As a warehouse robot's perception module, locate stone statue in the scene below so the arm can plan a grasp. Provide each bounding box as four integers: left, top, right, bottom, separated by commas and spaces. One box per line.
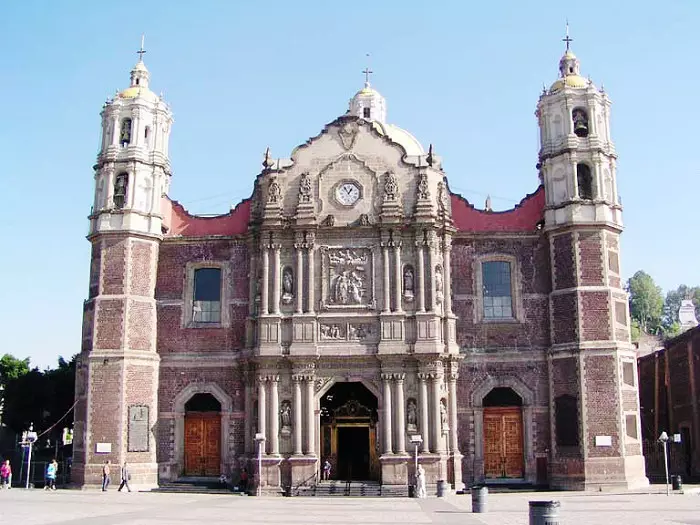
280, 400, 292, 430
267, 177, 281, 204
298, 172, 312, 203
416, 465, 426, 498
440, 399, 448, 433
403, 266, 414, 296
384, 171, 398, 202
407, 399, 418, 428
417, 173, 430, 200
282, 267, 294, 304
435, 266, 443, 293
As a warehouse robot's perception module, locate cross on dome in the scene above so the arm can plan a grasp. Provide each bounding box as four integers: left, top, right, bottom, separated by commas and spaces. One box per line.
562, 21, 573, 51
137, 34, 147, 62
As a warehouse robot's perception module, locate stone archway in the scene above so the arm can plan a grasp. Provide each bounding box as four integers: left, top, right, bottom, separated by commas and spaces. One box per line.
171, 383, 233, 480
471, 376, 535, 484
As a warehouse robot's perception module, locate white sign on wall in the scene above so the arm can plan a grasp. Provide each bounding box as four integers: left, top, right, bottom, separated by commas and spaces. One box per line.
95, 442, 112, 454
595, 435, 612, 447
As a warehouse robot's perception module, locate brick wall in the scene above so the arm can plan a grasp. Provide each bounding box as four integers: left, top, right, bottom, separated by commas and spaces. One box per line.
578, 231, 604, 286
95, 299, 125, 349
130, 241, 154, 296
553, 233, 575, 290
583, 355, 620, 457
580, 291, 611, 341
551, 294, 577, 344
102, 238, 127, 295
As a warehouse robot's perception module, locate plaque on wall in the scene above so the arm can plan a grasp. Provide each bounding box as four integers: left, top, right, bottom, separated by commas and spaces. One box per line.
128, 405, 150, 452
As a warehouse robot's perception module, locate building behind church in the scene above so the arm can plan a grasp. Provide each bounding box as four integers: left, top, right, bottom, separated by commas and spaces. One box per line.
72, 38, 648, 493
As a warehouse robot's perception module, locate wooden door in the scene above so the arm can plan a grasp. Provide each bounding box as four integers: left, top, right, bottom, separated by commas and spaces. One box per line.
483, 407, 524, 479
185, 413, 221, 476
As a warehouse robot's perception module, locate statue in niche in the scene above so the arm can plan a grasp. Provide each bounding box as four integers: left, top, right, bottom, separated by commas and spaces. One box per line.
403, 266, 414, 301
267, 177, 281, 204
282, 267, 294, 304
437, 181, 448, 212
435, 265, 444, 303
280, 400, 292, 430
298, 172, 312, 203
384, 171, 398, 202
323, 214, 335, 226
358, 213, 370, 226
440, 399, 448, 433
417, 173, 430, 200
406, 398, 418, 430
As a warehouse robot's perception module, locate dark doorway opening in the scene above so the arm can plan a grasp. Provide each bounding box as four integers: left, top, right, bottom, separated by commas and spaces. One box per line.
337, 426, 370, 480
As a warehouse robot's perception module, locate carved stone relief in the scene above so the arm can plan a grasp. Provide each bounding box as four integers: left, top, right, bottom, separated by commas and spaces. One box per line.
267, 177, 281, 204
417, 173, 430, 200
320, 247, 376, 309
338, 121, 359, 150
384, 171, 398, 202
298, 172, 312, 203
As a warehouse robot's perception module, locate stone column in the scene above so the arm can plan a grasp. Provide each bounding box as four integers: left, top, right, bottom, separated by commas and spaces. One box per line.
448, 373, 459, 454
111, 115, 120, 147
295, 238, 304, 314
442, 238, 453, 316
269, 376, 280, 455
394, 374, 406, 454
258, 377, 267, 454
261, 246, 270, 315
307, 234, 316, 314
428, 233, 437, 311
418, 373, 430, 453
272, 245, 281, 314
293, 376, 303, 455
381, 373, 393, 454
393, 241, 402, 312
431, 374, 444, 453
104, 167, 115, 209
416, 241, 426, 312
305, 376, 315, 456
382, 243, 391, 313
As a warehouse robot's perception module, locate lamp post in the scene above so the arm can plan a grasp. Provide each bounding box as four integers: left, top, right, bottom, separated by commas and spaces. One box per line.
410, 434, 423, 497
23, 423, 38, 489
658, 431, 670, 496
254, 433, 266, 497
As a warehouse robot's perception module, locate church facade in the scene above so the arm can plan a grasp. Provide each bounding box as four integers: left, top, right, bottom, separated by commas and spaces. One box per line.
72, 41, 648, 493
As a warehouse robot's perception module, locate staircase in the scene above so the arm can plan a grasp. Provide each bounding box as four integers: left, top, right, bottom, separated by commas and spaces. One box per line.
301, 480, 408, 497
152, 477, 243, 495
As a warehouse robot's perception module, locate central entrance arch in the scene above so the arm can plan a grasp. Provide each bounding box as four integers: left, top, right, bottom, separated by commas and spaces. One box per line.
184, 393, 221, 476
319, 382, 379, 481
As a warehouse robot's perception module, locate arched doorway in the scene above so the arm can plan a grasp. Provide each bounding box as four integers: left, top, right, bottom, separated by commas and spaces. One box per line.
184, 393, 221, 476
483, 387, 524, 479
319, 382, 379, 481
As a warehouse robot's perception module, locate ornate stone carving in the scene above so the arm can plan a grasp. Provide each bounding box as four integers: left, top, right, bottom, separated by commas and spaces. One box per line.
320, 323, 345, 339
338, 121, 359, 150
280, 400, 292, 431
348, 323, 373, 340
440, 398, 448, 433
322, 214, 335, 227
384, 171, 398, 202
327, 249, 368, 305
298, 172, 312, 203
267, 177, 281, 204
417, 173, 430, 200
406, 398, 418, 431
437, 181, 448, 212
282, 266, 294, 304
403, 265, 415, 302
359, 213, 370, 226
435, 264, 444, 304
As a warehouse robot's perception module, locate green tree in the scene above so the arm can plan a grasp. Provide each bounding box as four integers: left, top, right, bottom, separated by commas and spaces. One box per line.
663, 285, 700, 329
626, 270, 664, 334
0, 354, 30, 385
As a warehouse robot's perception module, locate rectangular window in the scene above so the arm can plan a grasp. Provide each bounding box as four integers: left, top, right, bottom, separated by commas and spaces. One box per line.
193, 268, 221, 324
482, 261, 513, 319
363, 107, 371, 118
622, 361, 636, 387
625, 414, 638, 440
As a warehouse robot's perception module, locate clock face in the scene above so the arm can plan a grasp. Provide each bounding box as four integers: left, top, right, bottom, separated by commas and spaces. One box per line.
336, 182, 361, 206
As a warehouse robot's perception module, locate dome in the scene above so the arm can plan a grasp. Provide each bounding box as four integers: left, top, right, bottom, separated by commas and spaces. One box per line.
117, 85, 159, 102
549, 45, 592, 93
550, 75, 589, 92
371, 121, 425, 156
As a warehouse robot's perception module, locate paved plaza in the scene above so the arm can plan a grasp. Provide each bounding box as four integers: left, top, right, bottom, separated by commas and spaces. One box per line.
0, 487, 699, 525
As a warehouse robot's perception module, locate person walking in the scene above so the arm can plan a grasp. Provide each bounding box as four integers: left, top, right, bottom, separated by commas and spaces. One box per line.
0, 460, 11, 489
117, 461, 131, 492
101, 460, 111, 491
44, 459, 57, 491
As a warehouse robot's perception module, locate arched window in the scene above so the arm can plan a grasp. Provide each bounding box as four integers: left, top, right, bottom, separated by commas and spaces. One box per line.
363, 107, 371, 118
120, 118, 132, 146
572, 108, 589, 138
576, 163, 593, 200
555, 394, 580, 447
113, 172, 128, 209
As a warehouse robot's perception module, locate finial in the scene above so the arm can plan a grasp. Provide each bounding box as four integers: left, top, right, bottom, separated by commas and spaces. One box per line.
137, 34, 147, 62
362, 53, 373, 87
542, 83, 547, 94
262, 147, 273, 169
562, 20, 573, 51
485, 195, 493, 212
427, 144, 434, 167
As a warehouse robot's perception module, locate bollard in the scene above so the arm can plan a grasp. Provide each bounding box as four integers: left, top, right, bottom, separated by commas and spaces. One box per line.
436, 480, 450, 497
672, 475, 683, 491
471, 485, 488, 513
529, 500, 560, 525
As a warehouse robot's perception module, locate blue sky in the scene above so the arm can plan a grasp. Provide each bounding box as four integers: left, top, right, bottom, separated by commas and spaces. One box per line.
1, 1, 697, 369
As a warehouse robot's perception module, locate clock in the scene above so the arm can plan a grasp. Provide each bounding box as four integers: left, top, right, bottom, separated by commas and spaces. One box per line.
335, 181, 361, 206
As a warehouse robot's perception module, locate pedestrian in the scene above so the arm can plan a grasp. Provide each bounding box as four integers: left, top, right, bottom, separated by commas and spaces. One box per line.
117, 461, 131, 492
102, 460, 111, 491
0, 460, 11, 489
322, 459, 331, 481
45, 459, 57, 490
239, 468, 248, 492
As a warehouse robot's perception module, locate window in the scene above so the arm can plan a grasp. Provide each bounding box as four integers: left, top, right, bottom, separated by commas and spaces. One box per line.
113, 172, 128, 209
555, 395, 580, 447
363, 107, 371, 118
622, 361, 636, 387
193, 268, 221, 324
120, 118, 132, 146
482, 261, 513, 319
572, 107, 589, 138
576, 163, 593, 200
625, 414, 638, 440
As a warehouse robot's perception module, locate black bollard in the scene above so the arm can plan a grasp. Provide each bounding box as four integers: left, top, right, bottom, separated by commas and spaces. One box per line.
529, 500, 560, 525
471, 485, 488, 513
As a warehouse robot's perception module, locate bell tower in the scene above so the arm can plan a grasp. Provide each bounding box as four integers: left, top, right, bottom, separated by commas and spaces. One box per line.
537, 30, 647, 490
73, 38, 173, 488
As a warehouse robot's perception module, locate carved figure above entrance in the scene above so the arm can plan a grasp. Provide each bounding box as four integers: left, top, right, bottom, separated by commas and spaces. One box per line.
321, 247, 376, 310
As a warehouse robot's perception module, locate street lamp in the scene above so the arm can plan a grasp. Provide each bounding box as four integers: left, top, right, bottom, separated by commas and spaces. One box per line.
22, 423, 38, 489
658, 431, 670, 496
254, 432, 266, 497
410, 434, 423, 497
